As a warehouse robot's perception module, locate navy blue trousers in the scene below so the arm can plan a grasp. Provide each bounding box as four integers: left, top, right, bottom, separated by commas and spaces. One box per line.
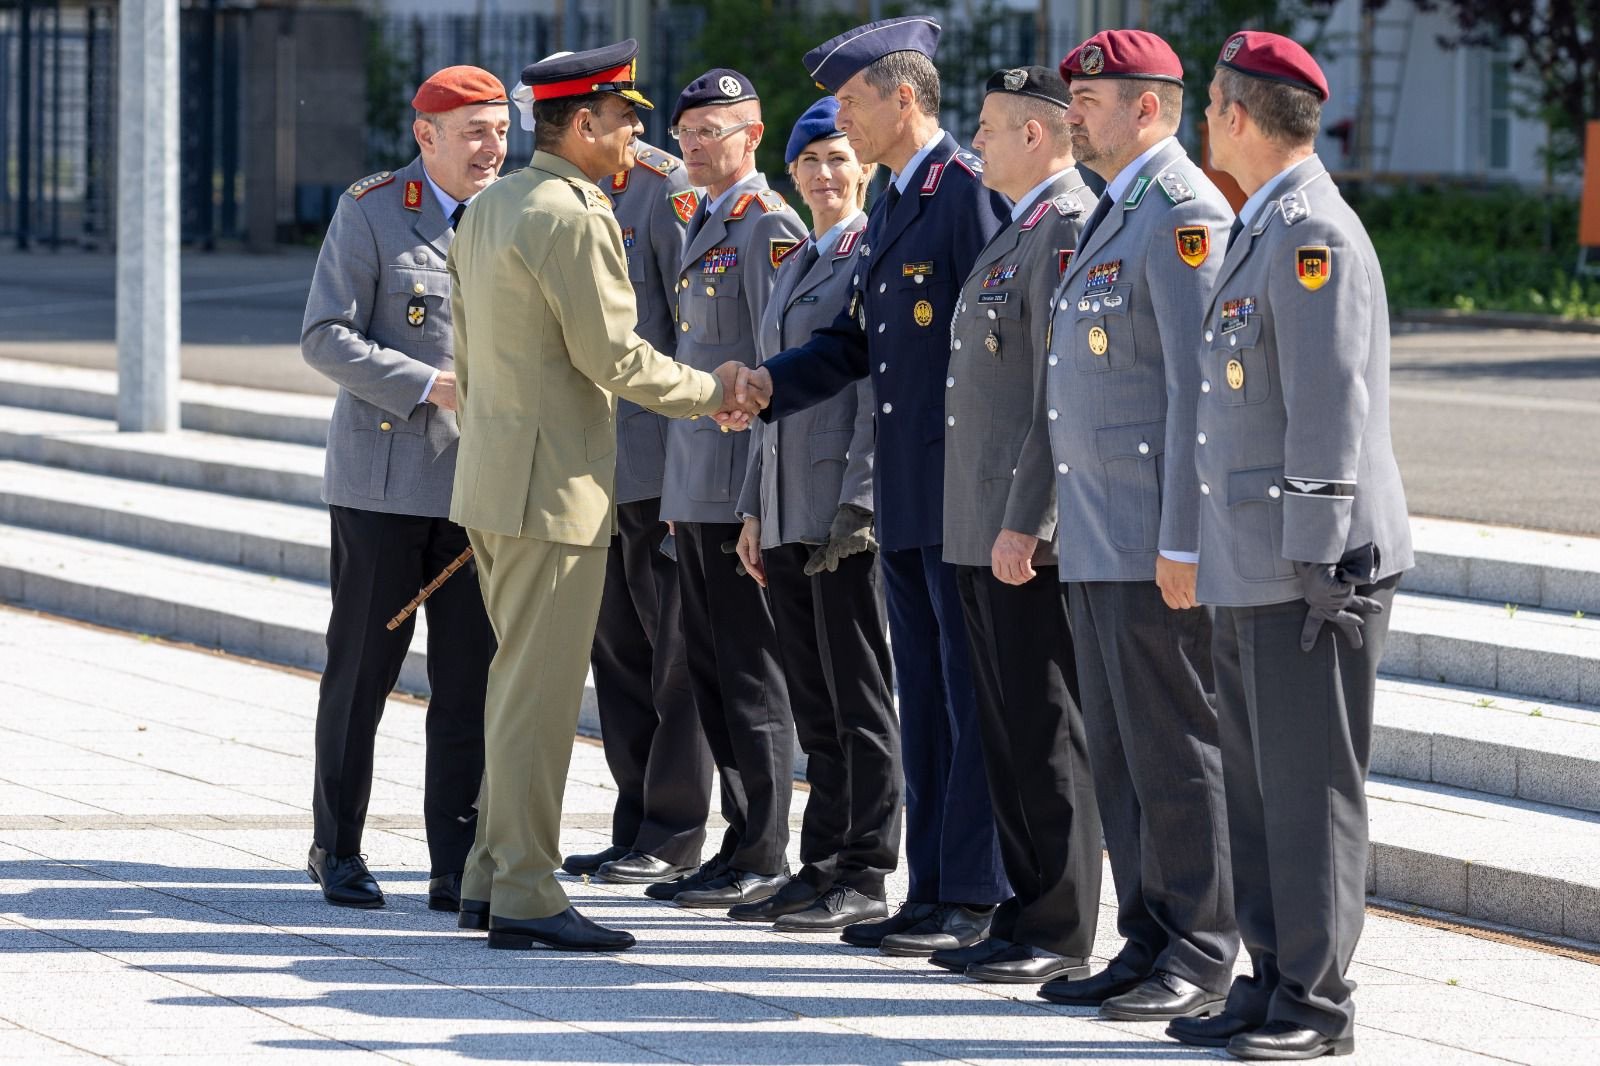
878, 545, 1008, 905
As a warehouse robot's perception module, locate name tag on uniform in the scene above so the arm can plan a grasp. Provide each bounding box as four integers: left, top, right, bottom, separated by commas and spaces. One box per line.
902, 261, 934, 279
977, 292, 1010, 304
797, 294, 819, 304
702, 246, 738, 273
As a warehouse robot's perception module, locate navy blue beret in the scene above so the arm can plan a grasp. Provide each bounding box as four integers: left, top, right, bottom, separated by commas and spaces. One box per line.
784, 97, 845, 165
671, 68, 758, 126
520, 39, 653, 110
803, 16, 942, 94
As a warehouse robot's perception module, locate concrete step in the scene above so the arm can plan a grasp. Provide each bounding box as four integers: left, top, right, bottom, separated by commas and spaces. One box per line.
0, 404, 325, 506
0, 460, 328, 582
1382, 590, 1600, 705
1367, 775, 1600, 942
1408, 516, 1600, 615
0, 357, 332, 447
1372, 678, 1600, 813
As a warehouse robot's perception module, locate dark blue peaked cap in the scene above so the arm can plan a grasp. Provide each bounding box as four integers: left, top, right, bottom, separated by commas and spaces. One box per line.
671, 68, 759, 126
804, 16, 942, 93
784, 97, 845, 165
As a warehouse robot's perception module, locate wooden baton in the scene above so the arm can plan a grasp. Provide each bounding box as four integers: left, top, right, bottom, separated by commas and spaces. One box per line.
385, 546, 475, 631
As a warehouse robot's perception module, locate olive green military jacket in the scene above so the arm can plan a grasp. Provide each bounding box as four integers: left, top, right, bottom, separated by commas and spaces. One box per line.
447, 150, 725, 547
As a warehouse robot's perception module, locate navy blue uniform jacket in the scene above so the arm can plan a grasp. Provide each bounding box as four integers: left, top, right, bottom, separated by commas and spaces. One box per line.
759, 132, 1009, 551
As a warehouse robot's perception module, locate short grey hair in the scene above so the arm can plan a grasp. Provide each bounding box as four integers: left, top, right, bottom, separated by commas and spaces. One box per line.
1214, 66, 1321, 147
861, 50, 940, 117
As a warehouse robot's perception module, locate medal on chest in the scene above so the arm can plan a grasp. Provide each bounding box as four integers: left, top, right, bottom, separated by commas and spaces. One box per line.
702, 246, 738, 274
1084, 259, 1121, 296
1220, 295, 1257, 334
982, 263, 1018, 289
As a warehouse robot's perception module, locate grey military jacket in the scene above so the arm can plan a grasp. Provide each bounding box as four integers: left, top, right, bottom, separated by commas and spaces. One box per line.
660, 173, 807, 524
608, 142, 694, 504
737, 215, 875, 548
1043, 140, 1233, 582
943, 167, 1093, 568
302, 155, 461, 518
1195, 155, 1413, 607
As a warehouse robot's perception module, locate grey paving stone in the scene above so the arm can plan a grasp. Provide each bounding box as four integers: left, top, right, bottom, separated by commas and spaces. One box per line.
1429, 735, 1517, 797
1466, 558, 1543, 607
1498, 647, 1584, 703
1372, 846, 1468, 914
1466, 863, 1566, 936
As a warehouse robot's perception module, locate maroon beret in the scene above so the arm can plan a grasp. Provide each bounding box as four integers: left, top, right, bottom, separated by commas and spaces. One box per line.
411, 66, 509, 113
1060, 29, 1184, 88
1218, 31, 1328, 102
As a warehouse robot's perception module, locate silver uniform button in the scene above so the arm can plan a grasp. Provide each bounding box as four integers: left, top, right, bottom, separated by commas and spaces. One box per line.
946, 415, 955, 426
413, 282, 425, 295
914, 275, 925, 285
945, 377, 954, 388
877, 323, 886, 333
986, 308, 996, 319
1048, 354, 1058, 366
1048, 408, 1058, 420
879, 362, 887, 372
1204, 329, 1214, 343
881, 402, 892, 414
1057, 463, 1070, 474
1268, 485, 1281, 499
1197, 432, 1207, 445
1058, 299, 1068, 310
878, 282, 886, 294
1137, 442, 1150, 455
1201, 482, 1211, 495
953, 339, 962, 350
1201, 380, 1211, 393
853, 274, 859, 285
1229, 335, 1238, 346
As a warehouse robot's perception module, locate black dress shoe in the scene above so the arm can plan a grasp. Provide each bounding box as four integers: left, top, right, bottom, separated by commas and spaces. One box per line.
728, 876, 821, 921
773, 885, 887, 931
458, 898, 490, 931
1168, 1011, 1260, 1048
840, 901, 940, 947
306, 845, 384, 909
427, 872, 462, 912
645, 856, 726, 901
486, 907, 636, 952
1037, 962, 1147, 1005
879, 904, 993, 957
596, 851, 698, 885
560, 844, 630, 876
674, 868, 788, 908
1227, 1020, 1353, 1060
1100, 970, 1226, 1021
930, 937, 1014, 972
968, 944, 1091, 985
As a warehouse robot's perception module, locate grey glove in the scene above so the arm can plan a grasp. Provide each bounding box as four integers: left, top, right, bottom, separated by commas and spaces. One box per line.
1295, 543, 1384, 652
804, 504, 877, 577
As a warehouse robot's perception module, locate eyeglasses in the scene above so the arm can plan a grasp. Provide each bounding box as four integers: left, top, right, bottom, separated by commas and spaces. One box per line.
669, 119, 755, 144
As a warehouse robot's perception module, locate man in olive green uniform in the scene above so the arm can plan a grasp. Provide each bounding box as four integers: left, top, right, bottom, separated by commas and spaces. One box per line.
446, 41, 760, 953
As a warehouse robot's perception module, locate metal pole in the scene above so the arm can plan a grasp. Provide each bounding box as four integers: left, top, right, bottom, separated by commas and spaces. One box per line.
116, 0, 181, 432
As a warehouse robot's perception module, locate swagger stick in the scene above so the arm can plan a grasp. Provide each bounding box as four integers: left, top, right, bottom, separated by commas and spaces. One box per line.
385, 547, 475, 631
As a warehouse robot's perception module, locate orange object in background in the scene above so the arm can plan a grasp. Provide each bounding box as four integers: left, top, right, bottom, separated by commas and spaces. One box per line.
1580, 121, 1600, 248
1200, 123, 1247, 214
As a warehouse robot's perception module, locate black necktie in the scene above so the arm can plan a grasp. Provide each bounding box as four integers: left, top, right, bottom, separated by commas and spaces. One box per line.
448, 202, 466, 231
686, 201, 709, 244
799, 239, 821, 274
1228, 216, 1245, 248
1076, 194, 1112, 250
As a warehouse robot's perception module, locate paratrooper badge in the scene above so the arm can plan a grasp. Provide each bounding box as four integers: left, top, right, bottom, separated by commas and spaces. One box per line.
1080, 44, 1105, 75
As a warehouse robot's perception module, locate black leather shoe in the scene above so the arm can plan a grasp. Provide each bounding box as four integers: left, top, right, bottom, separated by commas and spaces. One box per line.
968, 944, 1090, 985
1227, 1021, 1353, 1060
486, 907, 636, 952
560, 844, 629, 876
427, 872, 462, 912
674, 868, 788, 908
879, 904, 993, 957
596, 851, 698, 885
458, 898, 490, 931
1100, 970, 1226, 1021
728, 876, 821, 921
773, 885, 887, 931
645, 856, 726, 901
930, 937, 1014, 972
1037, 962, 1147, 1005
306, 845, 384, 909
840, 901, 940, 947
1168, 1012, 1259, 1048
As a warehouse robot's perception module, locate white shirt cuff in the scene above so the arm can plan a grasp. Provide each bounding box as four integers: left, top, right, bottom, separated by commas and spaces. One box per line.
419, 368, 440, 406
1159, 549, 1199, 564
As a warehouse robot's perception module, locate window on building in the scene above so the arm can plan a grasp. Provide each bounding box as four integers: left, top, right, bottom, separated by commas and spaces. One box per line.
1487, 49, 1512, 171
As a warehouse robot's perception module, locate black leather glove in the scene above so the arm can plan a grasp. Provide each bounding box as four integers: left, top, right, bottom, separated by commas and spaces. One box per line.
804, 504, 877, 576
719, 537, 748, 577
1295, 543, 1384, 652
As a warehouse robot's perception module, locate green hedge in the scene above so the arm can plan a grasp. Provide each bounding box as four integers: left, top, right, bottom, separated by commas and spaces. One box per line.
1342, 185, 1600, 318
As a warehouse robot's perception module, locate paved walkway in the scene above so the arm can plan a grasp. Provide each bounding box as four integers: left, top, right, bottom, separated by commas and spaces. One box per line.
3, 605, 1599, 1065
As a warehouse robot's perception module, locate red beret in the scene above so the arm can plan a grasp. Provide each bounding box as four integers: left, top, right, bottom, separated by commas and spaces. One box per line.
411, 66, 509, 113
1218, 31, 1328, 102
1060, 29, 1184, 87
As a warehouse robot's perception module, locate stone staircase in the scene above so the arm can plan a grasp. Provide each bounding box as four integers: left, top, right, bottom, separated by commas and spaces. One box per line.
2, 356, 1598, 944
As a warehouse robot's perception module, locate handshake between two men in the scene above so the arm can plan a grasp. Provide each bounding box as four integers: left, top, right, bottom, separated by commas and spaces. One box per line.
706, 363, 775, 431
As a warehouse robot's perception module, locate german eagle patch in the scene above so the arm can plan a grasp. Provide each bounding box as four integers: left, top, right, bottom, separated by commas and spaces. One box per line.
1296, 246, 1331, 291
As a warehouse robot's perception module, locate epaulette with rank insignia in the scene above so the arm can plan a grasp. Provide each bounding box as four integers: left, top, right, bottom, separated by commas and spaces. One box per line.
756, 189, 788, 213
951, 149, 983, 176
633, 149, 681, 177
835, 229, 864, 258
1051, 193, 1084, 217
1157, 171, 1196, 205
1278, 190, 1311, 226
564, 177, 613, 212
347, 171, 394, 200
